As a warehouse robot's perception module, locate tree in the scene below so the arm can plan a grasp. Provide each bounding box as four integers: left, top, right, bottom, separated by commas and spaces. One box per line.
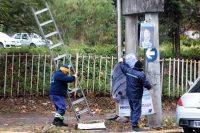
0, 0, 44, 33
50, 0, 117, 45
160, 0, 197, 58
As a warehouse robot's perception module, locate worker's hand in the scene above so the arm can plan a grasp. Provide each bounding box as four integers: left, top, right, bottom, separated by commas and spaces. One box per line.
119, 58, 123, 63
73, 73, 77, 78
151, 83, 157, 87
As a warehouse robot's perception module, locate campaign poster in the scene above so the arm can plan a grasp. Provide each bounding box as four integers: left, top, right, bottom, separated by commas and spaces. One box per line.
140, 23, 154, 49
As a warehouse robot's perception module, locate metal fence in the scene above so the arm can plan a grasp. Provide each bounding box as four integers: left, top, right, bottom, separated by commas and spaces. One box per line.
0, 54, 199, 97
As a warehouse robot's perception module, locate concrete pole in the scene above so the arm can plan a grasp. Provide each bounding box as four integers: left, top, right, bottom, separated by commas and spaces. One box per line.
145, 13, 162, 128
125, 15, 138, 54
117, 0, 122, 61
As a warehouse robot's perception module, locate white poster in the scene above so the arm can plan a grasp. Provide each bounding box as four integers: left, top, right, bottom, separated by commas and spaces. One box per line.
117, 90, 155, 116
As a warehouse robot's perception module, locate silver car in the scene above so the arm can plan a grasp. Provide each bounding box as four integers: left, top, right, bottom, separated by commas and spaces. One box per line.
176, 77, 200, 133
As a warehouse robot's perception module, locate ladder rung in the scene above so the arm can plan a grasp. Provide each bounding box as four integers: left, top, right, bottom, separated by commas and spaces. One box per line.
72, 98, 85, 105
54, 54, 67, 61
45, 31, 58, 38
49, 42, 63, 49
40, 20, 53, 27
77, 108, 89, 115
35, 8, 48, 15
69, 88, 81, 94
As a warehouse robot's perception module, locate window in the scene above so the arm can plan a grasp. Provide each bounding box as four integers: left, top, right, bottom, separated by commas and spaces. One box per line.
22, 34, 28, 39
189, 80, 200, 93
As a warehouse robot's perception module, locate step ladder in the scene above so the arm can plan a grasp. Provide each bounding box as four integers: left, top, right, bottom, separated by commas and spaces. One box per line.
31, 1, 91, 121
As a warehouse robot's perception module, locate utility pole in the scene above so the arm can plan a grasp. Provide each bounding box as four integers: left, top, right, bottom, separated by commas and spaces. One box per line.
145, 13, 162, 128
117, 0, 122, 61
125, 15, 138, 54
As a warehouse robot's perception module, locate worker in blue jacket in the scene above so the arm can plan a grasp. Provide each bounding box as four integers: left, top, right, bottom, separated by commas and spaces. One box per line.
119, 58, 152, 131
50, 64, 76, 126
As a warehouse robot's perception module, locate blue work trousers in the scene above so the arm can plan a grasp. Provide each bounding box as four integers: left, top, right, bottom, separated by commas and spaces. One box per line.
50, 95, 66, 115
128, 98, 142, 127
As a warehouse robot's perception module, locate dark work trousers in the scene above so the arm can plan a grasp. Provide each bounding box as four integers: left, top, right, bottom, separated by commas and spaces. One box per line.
128, 98, 142, 127
50, 95, 66, 115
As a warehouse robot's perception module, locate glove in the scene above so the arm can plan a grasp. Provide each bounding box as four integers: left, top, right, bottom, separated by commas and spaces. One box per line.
73, 73, 77, 78
119, 58, 124, 63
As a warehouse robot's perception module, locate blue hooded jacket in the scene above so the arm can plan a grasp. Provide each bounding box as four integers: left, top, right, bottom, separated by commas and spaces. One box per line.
119, 63, 151, 99
50, 70, 75, 97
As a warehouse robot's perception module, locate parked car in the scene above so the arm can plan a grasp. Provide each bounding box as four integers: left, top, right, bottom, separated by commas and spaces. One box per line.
12, 33, 52, 47
0, 32, 21, 48
176, 77, 200, 133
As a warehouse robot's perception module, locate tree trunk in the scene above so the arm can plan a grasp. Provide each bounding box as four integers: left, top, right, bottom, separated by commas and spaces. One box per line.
174, 25, 180, 58
174, 13, 180, 58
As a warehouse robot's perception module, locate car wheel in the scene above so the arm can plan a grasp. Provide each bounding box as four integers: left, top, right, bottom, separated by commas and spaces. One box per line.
183, 127, 194, 133
195, 128, 200, 132
30, 43, 36, 47
0, 42, 4, 48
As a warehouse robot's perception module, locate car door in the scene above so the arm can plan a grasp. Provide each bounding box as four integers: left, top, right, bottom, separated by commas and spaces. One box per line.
13, 33, 23, 45
21, 33, 31, 46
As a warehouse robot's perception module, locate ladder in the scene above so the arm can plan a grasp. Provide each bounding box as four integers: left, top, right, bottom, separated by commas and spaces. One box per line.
31, 1, 91, 121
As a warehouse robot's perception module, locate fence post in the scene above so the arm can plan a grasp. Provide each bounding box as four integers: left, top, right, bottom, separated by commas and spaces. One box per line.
190, 60, 193, 83
11, 54, 14, 97
87, 55, 91, 92
110, 56, 114, 95
185, 59, 188, 91
160, 59, 164, 95
194, 60, 197, 81
43, 54, 47, 96
172, 58, 176, 96
198, 60, 200, 77
36, 54, 40, 96
92, 56, 96, 92
177, 58, 180, 96
181, 59, 184, 95
24, 53, 28, 97
17, 53, 21, 96
98, 56, 102, 92
168, 58, 171, 97
30, 54, 34, 96
81, 54, 85, 82
4, 53, 7, 98
105, 56, 108, 93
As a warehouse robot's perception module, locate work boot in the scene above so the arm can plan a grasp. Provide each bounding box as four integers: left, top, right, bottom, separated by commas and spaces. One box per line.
132, 126, 144, 132
59, 119, 68, 127
52, 117, 68, 127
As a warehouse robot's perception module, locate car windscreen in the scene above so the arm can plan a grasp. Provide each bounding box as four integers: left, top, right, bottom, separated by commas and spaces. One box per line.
189, 80, 200, 93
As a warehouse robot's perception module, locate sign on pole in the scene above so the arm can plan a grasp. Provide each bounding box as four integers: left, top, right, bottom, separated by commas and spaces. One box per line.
140, 23, 154, 49
145, 48, 158, 62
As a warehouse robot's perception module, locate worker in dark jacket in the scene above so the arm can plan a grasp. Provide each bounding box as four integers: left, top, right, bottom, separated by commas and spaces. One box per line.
50, 64, 76, 126
119, 58, 151, 131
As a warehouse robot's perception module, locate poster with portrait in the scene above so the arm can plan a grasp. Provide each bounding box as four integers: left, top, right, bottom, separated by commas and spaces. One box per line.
140, 23, 154, 49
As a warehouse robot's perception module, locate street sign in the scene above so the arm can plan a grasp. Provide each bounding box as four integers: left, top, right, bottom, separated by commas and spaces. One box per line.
145, 48, 157, 62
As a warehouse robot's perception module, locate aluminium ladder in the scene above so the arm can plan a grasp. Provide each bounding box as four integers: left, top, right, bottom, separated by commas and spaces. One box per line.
31, 1, 91, 121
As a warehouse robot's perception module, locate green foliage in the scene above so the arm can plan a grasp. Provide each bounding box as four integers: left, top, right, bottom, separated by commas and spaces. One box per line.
181, 45, 200, 59
49, 0, 117, 45
0, 47, 49, 54
67, 42, 116, 56
0, 0, 44, 33
160, 43, 174, 58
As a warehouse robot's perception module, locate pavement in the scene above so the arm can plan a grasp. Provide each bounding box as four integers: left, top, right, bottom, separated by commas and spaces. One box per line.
0, 112, 183, 133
